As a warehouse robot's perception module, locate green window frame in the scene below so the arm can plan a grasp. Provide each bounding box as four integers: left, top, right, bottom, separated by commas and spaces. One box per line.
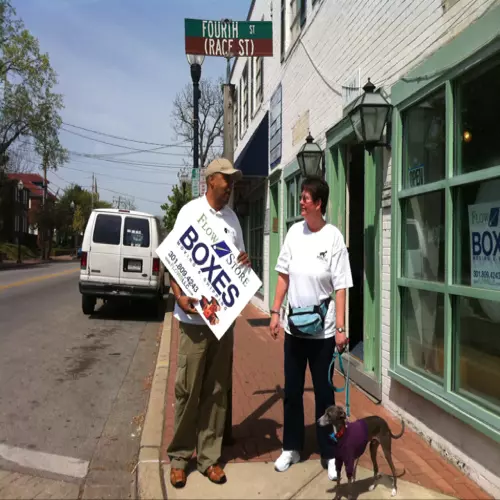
390, 9, 500, 443
285, 172, 302, 232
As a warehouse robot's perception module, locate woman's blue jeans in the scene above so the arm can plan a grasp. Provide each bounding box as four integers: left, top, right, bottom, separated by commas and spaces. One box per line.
283, 333, 336, 459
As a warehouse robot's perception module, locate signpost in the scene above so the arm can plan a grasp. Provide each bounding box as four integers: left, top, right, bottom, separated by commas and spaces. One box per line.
185, 19, 273, 57
191, 168, 200, 198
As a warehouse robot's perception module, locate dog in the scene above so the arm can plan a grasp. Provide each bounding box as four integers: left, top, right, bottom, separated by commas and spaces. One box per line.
318, 405, 405, 499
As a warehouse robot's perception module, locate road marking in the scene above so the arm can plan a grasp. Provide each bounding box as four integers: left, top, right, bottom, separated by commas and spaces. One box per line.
0, 443, 89, 478
0, 267, 80, 291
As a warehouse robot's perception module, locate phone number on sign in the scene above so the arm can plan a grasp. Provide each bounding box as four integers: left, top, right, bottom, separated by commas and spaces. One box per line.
473, 270, 500, 280
168, 250, 199, 294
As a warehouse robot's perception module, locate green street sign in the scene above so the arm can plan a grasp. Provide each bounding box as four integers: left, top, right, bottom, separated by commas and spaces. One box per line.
185, 19, 273, 57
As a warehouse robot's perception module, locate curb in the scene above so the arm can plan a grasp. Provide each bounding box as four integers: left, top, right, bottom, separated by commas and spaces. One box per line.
137, 297, 173, 500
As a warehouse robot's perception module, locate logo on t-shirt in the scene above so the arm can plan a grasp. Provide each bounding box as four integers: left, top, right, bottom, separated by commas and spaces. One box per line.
317, 250, 328, 261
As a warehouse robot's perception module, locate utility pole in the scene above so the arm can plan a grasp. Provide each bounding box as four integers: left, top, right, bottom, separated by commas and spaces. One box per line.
222, 39, 236, 446
91, 173, 95, 210
41, 152, 48, 260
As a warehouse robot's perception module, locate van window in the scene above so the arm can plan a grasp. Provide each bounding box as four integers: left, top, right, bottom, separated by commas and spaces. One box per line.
124, 217, 150, 247
93, 214, 122, 245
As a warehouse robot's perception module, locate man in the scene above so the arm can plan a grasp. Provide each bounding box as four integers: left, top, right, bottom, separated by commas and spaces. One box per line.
168, 158, 250, 488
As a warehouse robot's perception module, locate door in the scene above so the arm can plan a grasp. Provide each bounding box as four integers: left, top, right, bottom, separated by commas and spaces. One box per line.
120, 215, 153, 286
347, 145, 365, 361
88, 213, 122, 284
268, 182, 280, 309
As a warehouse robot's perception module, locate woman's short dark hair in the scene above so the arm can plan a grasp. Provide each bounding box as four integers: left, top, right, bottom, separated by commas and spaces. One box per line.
301, 175, 329, 215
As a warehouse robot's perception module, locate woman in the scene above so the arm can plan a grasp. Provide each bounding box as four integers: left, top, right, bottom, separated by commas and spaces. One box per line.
269, 175, 352, 481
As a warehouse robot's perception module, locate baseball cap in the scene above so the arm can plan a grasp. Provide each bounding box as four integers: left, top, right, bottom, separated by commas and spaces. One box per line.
205, 158, 242, 182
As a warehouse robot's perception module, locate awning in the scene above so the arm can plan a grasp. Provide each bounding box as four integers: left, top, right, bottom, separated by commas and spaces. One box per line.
234, 112, 268, 177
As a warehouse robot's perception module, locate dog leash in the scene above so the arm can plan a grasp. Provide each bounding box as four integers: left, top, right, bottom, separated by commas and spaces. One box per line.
328, 344, 351, 420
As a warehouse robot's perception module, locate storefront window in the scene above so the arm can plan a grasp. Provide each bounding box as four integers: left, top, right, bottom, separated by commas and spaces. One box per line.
456, 58, 500, 174
401, 288, 444, 380
454, 296, 500, 413
402, 191, 445, 282
403, 90, 446, 189
395, 52, 500, 430
249, 196, 264, 282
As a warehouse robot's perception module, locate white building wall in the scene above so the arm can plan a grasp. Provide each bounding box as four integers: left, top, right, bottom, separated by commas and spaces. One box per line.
232, 0, 500, 496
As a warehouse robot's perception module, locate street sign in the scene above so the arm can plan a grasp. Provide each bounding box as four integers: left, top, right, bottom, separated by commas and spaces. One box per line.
185, 19, 273, 57
191, 168, 200, 197
199, 168, 207, 197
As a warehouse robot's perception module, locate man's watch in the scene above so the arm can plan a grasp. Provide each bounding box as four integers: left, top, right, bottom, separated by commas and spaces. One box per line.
336, 327, 345, 333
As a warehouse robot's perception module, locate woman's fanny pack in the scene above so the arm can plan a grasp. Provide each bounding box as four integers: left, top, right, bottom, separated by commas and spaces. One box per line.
288, 298, 331, 336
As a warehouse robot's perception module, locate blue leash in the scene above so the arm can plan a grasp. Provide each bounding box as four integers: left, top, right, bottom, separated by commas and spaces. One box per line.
328, 346, 351, 442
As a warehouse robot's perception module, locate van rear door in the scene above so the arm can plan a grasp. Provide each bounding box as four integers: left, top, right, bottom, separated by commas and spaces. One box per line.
89, 213, 122, 284
119, 216, 152, 286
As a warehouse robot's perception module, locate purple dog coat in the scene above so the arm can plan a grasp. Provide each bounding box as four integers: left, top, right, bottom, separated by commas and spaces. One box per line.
333, 419, 369, 478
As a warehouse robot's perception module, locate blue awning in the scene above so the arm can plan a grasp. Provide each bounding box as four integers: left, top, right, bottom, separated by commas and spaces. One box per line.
234, 112, 268, 177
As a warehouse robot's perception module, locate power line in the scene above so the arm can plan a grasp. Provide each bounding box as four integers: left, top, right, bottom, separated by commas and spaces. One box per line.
61, 127, 189, 156
62, 121, 188, 147
69, 151, 186, 169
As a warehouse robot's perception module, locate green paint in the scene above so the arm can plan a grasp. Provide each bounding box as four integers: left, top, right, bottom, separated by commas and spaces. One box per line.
283, 158, 300, 180
185, 18, 273, 39
268, 180, 281, 310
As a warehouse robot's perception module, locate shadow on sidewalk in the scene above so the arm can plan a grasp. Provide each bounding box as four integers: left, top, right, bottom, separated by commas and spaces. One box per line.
221, 384, 319, 463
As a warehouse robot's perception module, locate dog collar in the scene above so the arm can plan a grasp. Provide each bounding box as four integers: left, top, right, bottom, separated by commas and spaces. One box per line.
329, 425, 346, 442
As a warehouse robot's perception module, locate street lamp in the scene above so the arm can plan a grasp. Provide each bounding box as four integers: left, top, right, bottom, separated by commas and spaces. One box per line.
16, 180, 24, 264
70, 201, 76, 255
296, 133, 324, 178
348, 78, 392, 154
187, 54, 205, 170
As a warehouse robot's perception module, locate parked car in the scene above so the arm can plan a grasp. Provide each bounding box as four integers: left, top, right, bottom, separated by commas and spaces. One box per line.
79, 208, 166, 314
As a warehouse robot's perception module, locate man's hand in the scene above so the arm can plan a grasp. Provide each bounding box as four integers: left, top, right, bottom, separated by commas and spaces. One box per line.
237, 251, 251, 267
177, 295, 199, 315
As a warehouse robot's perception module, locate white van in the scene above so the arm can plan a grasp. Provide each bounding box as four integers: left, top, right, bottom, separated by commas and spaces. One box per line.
79, 208, 166, 314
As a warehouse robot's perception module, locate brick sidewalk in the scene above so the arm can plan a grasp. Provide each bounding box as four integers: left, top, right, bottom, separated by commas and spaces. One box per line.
161, 304, 491, 500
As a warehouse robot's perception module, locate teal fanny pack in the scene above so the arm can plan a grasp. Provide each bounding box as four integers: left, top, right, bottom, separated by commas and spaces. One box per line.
288, 298, 331, 336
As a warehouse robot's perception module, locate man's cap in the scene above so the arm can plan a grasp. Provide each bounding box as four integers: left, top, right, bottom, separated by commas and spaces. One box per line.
205, 158, 242, 182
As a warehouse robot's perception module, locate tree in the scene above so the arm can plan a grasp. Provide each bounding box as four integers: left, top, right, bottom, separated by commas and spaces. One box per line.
0, 0, 67, 170
161, 182, 192, 233
171, 77, 224, 168
4, 143, 35, 173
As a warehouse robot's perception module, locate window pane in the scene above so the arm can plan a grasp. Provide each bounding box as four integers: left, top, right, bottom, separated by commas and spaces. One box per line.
401, 287, 444, 380
93, 214, 121, 245
124, 217, 150, 247
454, 178, 500, 288
402, 191, 445, 282
403, 90, 446, 188
288, 180, 295, 218
454, 296, 500, 413
456, 58, 500, 174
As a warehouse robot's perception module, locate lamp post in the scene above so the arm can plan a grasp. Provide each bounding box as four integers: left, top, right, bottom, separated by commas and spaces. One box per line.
187, 54, 205, 170
296, 133, 324, 178
347, 78, 392, 153
16, 180, 24, 264
70, 201, 75, 256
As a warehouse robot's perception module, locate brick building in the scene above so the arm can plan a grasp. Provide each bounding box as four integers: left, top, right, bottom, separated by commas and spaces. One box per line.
229, 0, 500, 496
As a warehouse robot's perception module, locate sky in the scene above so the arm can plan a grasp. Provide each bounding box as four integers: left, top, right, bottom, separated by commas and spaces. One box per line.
12, 0, 249, 216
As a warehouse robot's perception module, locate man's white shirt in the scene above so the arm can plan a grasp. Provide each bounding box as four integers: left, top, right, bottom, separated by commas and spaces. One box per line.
275, 221, 353, 339
172, 195, 246, 325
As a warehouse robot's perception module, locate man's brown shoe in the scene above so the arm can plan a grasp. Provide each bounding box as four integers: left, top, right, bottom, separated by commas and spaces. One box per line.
170, 468, 186, 488
205, 464, 227, 484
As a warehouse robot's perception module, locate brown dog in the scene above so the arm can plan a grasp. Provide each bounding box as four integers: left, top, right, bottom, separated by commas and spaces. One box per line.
318, 405, 405, 499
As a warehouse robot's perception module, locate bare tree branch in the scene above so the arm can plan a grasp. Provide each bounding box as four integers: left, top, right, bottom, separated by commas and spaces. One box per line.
171, 76, 224, 169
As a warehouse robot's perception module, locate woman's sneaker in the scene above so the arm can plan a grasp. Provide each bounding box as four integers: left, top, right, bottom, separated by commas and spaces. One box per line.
274, 450, 300, 472
327, 459, 338, 480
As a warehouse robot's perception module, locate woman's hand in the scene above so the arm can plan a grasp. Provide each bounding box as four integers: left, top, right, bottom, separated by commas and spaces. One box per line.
270, 313, 281, 340
335, 330, 348, 352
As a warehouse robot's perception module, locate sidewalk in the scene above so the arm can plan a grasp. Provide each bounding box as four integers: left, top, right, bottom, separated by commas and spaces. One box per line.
137, 302, 491, 500
0, 255, 76, 271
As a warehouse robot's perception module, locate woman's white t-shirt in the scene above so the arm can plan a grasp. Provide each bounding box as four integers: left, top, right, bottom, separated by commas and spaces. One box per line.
275, 221, 353, 339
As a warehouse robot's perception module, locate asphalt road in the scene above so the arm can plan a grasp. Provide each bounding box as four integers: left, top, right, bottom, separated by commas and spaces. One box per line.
0, 261, 164, 498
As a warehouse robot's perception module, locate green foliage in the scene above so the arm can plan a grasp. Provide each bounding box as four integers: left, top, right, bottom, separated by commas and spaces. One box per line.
0, 0, 67, 168
161, 182, 192, 233
0, 242, 36, 260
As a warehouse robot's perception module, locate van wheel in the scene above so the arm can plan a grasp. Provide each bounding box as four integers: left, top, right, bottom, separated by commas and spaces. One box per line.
82, 295, 96, 315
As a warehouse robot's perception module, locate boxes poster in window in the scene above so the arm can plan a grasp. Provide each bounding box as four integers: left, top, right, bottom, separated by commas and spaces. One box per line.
155, 205, 262, 339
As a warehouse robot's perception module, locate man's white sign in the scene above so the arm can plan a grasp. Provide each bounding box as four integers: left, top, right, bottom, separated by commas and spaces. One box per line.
156, 206, 262, 339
